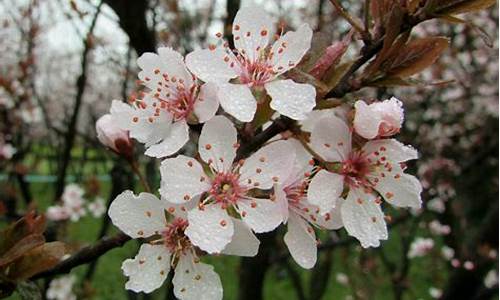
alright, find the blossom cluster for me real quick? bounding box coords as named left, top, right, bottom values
left=99, top=6, right=423, bottom=299
left=46, top=184, right=105, bottom=222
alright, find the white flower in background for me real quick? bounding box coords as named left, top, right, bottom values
left=96, top=114, right=133, bottom=158
left=87, top=197, right=106, bottom=218
left=111, top=47, right=219, bottom=158
left=46, top=275, right=76, bottom=300
left=484, top=269, right=498, bottom=288
left=61, top=184, right=87, bottom=221
left=307, top=115, right=422, bottom=247
left=353, top=97, right=404, bottom=140
left=441, top=246, right=455, bottom=260
left=275, top=139, right=342, bottom=269
left=427, top=197, right=446, bottom=213
left=0, top=143, right=16, bottom=159
left=463, top=260, right=475, bottom=270
left=429, top=287, right=442, bottom=299
left=20, top=105, right=43, bottom=124
left=335, top=273, right=349, bottom=285
left=408, top=237, right=434, bottom=258
left=108, top=191, right=258, bottom=298
left=46, top=205, right=71, bottom=222
left=186, top=6, right=315, bottom=121
left=160, top=115, right=295, bottom=254
left=429, top=220, right=451, bottom=235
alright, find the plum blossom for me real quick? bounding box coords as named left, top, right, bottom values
left=96, top=114, right=133, bottom=158
left=275, top=140, right=342, bottom=269
left=108, top=191, right=258, bottom=298
left=428, top=220, right=451, bottom=235
left=186, top=6, right=315, bottom=122
left=429, top=287, right=442, bottom=299
left=111, top=47, right=219, bottom=158
left=441, top=246, right=455, bottom=260
left=353, top=97, right=404, bottom=140
left=87, top=197, right=106, bottom=218
left=408, top=237, right=434, bottom=258
left=484, top=269, right=498, bottom=288
left=46, top=275, right=76, bottom=300
left=160, top=115, right=295, bottom=254
left=307, top=115, right=422, bottom=247
left=0, top=142, right=16, bottom=159
left=47, top=184, right=87, bottom=222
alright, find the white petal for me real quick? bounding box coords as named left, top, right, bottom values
left=299, top=107, right=348, bottom=132
left=239, top=140, right=296, bottom=190
left=265, top=79, right=316, bottom=120
left=137, top=47, right=192, bottom=90
left=163, top=199, right=198, bottom=219
left=186, top=204, right=234, bottom=254
left=362, top=139, right=418, bottom=163
left=185, top=48, right=237, bottom=83
left=217, top=83, right=257, bottom=122
left=307, top=170, right=344, bottom=215
left=199, top=115, right=237, bottom=172
left=314, top=198, right=344, bottom=230
left=274, top=185, right=290, bottom=223
left=375, top=171, right=422, bottom=209
left=237, top=197, right=282, bottom=233
left=284, top=213, right=317, bottom=269
left=160, top=155, right=210, bottom=204
left=108, top=191, right=166, bottom=238
left=310, top=116, right=351, bottom=162
left=353, top=100, right=381, bottom=140
left=144, top=120, right=189, bottom=158
left=122, top=244, right=171, bottom=293
left=341, top=189, right=388, bottom=248
left=173, top=252, right=223, bottom=300
left=194, top=83, right=219, bottom=123
left=233, top=6, right=274, bottom=63
left=271, top=24, right=313, bottom=75
left=221, top=218, right=260, bottom=257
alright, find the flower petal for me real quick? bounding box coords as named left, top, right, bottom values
left=375, top=170, right=422, bottom=209
left=233, top=6, right=274, bottom=63
left=271, top=24, right=313, bottom=75
left=217, top=83, right=257, bottom=122
left=353, top=100, right=381, bottom=140
left=199, top=115, right=237, bottom=172
left=137, top=47, right=192, bottom=90
left=265, top=79, right=316, bottom=120
left=194, top=83, right=219, bottom=123
left=108, top=191, right=167, bottom=238
left=185, top=48, right=237, bottom=83
left=310, top=116, right=351, bottom=162
left=239, top=140, right=296, bottom=190
left=186, top=204, right=234, bottom=254
left=160, top=155, right=210, bottom=204
left=307, top=170, right=344, bottom=215
left=284, top=212, right=317, bottom=269
left=221, top=218, right=260, bottom=257
left=122, top=244, right=171, bottom=293
left=144, top=120, right=189, bottom=158
left=341, top=189, right=388, bottom=248
left=362, top=139, right=418, bottom=163
left=173, top=252, right=223, bottom=300
left=237, top=197, right=282, bottom=233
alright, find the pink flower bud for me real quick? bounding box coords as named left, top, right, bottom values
left=353, top=97, right=404, bottom=140
left=96, top=114, right=133, bottom=158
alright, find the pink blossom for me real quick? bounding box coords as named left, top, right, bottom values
left=96, top=114, right=133, bottom=159
left=353, top=97, right=404, bottom=140
left=408, top=237, right=434, bottom=258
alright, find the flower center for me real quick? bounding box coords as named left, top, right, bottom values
left=284, top=180, right=308, bottom=206
left=209, top=172, right=245, bottom=208
left=162, top=218, right=191, bottom=253
left=341, top=151, right=373, bottom=188
left=156, top=84, right=197, bottom=121
left=236, top=54, right=275, bottom=87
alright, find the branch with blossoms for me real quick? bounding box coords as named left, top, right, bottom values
left=3, top=1, right=495, bottom=299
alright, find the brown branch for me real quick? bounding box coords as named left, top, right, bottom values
left=32, top=233, right=131, bottom=280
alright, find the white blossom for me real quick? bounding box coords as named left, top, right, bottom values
left=307, top=115, right=421, bottom=247
left=46, top=275, right=76, bottom=300
left=353, top=97, right=404, bottom=140
left=160, top=115, right=295, bottom=254
left=408, top=237, right=434, bottom=258
left=110, top=48, right=218, bottom=158
left=186, top=6, right=315, bottom=122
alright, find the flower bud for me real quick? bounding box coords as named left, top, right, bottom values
left=353, top=97, right=404, bottom=139
left=96, top=114, right=133, bottom=159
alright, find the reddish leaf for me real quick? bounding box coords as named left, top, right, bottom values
left=309, top=31, right=353, bottom=80
left=0, top=234, right=45, bottom=267
left=0, top=212, right=46, bottom=257
left=385, top=37, right=450, bottom=78
left=7, top=242, right=67, bottom=281
left=431, top=0, right=496, bottom=15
